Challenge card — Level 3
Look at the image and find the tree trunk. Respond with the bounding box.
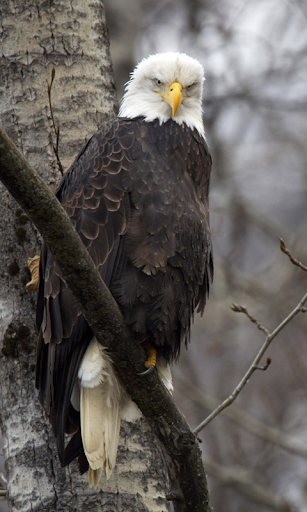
[0,1,171,510]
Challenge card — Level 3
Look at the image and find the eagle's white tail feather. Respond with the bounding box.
[78,337,121,487]
[88,467,103,488]
[156,354,173,393]
[76,338,173,487]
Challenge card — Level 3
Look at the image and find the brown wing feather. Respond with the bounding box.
[110,119,213,361]
[36,119,134,461]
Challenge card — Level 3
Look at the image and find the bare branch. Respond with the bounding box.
[279,238,307,272]
[0,124,211,512]
[194,291,307,435]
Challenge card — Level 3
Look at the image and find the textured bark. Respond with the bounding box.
[0,0,117,178]
[0,1,172,511]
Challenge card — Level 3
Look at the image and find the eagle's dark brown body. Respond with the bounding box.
[36,116,212,468]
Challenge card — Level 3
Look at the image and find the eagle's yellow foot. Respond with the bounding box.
[26,255,40,291]
[138,342,157,376]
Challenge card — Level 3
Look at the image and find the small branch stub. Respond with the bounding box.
[253,358,271,371]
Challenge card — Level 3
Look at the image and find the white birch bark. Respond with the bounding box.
[0,1,171,510]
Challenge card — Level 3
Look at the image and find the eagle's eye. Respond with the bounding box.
[155,79,163,87]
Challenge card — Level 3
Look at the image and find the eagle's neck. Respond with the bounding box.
[119,94,205,139]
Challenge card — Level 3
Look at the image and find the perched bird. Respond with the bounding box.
[35,52,213,487]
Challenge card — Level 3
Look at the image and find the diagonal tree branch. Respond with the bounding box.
[0,125,211,512]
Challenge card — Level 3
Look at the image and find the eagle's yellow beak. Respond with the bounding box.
[165,82,183,117]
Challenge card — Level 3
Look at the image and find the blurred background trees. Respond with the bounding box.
[1,0,307,510]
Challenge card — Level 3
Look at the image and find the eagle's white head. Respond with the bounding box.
[119,52,205,138]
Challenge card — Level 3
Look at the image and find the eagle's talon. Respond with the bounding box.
[138,364,155,376]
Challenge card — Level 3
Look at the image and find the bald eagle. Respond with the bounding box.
[36,52,213,487]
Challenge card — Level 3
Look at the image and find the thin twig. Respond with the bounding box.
[46,67,64,176]
[231,303,270,336]
[194,291,307,435]
[0,490,7,496]
[279,238,307,272]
